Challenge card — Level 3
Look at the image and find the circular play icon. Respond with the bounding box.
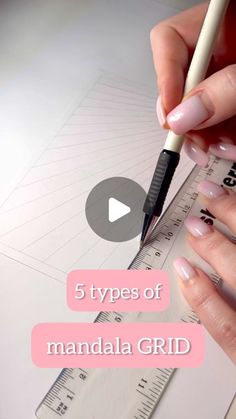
[85,177,147,242]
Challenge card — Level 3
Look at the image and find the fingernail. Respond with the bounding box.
[156,96,166,127]
[209,142,236,161]
[197,180,227,199]
[218,136,234,145]
[166,95,210,135]
[173,257,196,281]
[184,215,212,237]
[183,138,209,167]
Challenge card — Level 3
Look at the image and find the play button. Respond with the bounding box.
[109,198,131,223]
[85,177,147,242]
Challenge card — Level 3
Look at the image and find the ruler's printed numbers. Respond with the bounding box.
[174,218,182,227]
[207,168,214,176]
[190,192,198,200]
[164,231,173,241]
[57,402,68,415]
[137,377,148,390]
[182,204,190,214]
[114,315,122,322]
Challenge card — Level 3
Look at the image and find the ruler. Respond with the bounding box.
[36,156,236,419]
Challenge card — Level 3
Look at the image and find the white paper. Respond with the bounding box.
[0,73,194,275]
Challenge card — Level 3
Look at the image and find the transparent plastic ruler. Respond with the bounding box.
[36,156,236,419]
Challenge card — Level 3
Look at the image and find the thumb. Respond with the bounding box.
[166,64,236,135]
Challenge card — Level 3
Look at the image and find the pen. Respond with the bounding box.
[141,0,230,248]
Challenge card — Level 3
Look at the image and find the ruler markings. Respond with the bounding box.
[58,385,75,396]
[136,389,156,403]
[149,388,160,397]
[142,402,152,410]
[45,397,54,404]
[36,156,235,419]
[137,409,148,417]
[142,405,150,412]
[79,368,88,375]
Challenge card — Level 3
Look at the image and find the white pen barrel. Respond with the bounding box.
[164,0,230,153]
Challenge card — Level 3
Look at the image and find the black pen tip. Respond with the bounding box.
[140,214,158,248]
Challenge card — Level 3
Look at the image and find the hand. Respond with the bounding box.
[173,180,236,364]
[151,2,236,167]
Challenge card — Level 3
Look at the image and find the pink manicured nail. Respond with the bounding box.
[183,138,209,167]
[197,180,227,199]
[209,143,236,161]
[167,95,209,135]
[156,96,166,127]
[184,215,212,237]
[173,257,196,281]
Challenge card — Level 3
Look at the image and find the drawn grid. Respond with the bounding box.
[0,73,193,278]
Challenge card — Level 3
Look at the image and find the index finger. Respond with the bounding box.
[150,3,208,113]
